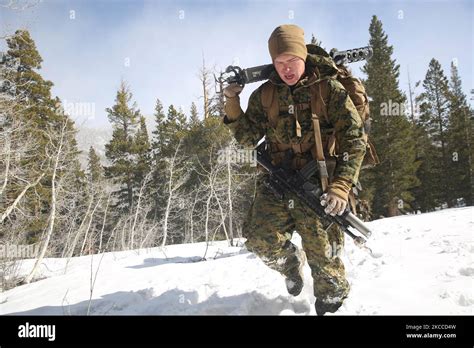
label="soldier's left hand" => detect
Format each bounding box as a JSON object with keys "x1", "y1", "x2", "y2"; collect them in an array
[
  {"x1": 320, "y1": 192, "x2": 347, "y2": 216},
  {"x1": 223, "y1": 83, "x2": 243, "y2": 98}
]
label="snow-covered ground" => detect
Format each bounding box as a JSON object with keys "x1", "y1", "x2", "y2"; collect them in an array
[{"x1": 1, "y1": 207, "x2": 472, "y2": 315}]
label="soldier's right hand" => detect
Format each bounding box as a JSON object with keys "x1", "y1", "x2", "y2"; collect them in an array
[
  {"x1": 224, "y1": 83, "x2": 243, "y2": 98},
  {"x1": 320, "y1": 192, "x2": 347, "y2": 216}
]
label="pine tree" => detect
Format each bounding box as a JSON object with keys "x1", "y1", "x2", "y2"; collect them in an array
[
  {"x1": 4, "y1": 30, "x2": 56, "y2": 122},
  {"x1": 446, "y1": 62, "x2": 473, "y2": 206},
  {"x1": 4, "y1": 31, "x2": 75, "y2": 139},
  {"x1": 151, "y1": 98, "x2": 166, "y2": 157},
  {"x1": 87, "y1": 146, "x2": 103, "y2": 184},
  {"x1": 2, "y1": 30, "x2": 82, "y2": 240},
  {"x1": 415, "y1": 59, "x2": 451, "y2": 207},
  {"x1": 189, "y1": 102, "x2": 200, "y2": 128},
  {"x1": 411, "y1": 124, "x2": 439, "y2": 211},
  {"x1": 133, "y1": 116, "x2": 151, "y2": 189},
  {"x1": 360, "y1": 16, "x2": 420, "y2": 217},
  {"x1": 150, "y1": 98, "x2": 167, "y2": 220},
  {"x1": 161, "y1": 104, "x2": 187, "y2": 157},
  {"x1": 104, "y1": 81, "x2": 141, "y2": 212}
]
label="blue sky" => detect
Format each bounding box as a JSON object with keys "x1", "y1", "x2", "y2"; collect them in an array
[{"x1": 1, "y1": 0, "x2": 472, "y2": 129}]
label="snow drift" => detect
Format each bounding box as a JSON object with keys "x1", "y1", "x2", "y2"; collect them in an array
[{"x1": 1, "y1": 207, "x2": 472, "y2": 315}]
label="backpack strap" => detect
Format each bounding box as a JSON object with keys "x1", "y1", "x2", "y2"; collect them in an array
[
  {"x1": 309, "y1": 79, "x2": 330, "y2": 124},
  {"x1": 261, "y1": 81, "x2": 279, "y2": 128},
  {"x1": 310, "y1": 80, "x2": 330, "y2": 192}
]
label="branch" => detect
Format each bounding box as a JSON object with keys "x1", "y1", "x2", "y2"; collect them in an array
[{"x1": 0, "y1": 172, "x2": 44, "y2": 223}]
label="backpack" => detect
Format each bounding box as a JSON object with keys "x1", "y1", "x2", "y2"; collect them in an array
[{"x1": 331, "y1": 64, "x2": 379, "y2": 169}]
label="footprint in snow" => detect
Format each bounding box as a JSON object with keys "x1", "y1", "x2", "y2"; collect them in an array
[
  {"x1": 439, "y1": 290, "x2": 450, "y2": 299},
  {"x1": 459, "y1": 267, "x2": 474, "y2": 277},
  {"x1": 458, "y1": 294, "x2": 474, "y2": 307}
]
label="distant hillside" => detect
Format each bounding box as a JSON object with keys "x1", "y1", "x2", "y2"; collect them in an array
[{"x1": 75, "y1": 126, "x2": 113, "y2": 169}]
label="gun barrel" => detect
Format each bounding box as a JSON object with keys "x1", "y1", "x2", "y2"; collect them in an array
[
  {"x1": 344, "y1": 211, "x2": 372, "y2": 238},
  {"x1": 330, "y1": 46, "x2": 373, "y2": 65}
]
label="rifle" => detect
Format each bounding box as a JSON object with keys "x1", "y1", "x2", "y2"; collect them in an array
[
  {"x1": 217, "y1": 46, "x2": 373, "y2": 88},
  {"x1": 255, "y1": 140, "x2": 375, "y2": 255}
]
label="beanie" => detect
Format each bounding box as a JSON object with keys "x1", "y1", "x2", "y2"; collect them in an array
[{"x1": 268, "y1": 24, "x2": 307, "y2": 62}]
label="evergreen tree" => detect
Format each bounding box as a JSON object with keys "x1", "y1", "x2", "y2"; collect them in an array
[
  {"x1": 150, "y1": 98, "x2": 167, "y2": 220},
  {"x1": 411, "y1": 124, "x2": 439, "y2": 211},
  {"x1": 4, "y1": 31, "x2": 77, "y2": 143},
  {"x1": 87, "y1": 146, "x2": 103, "y2": 184},
  {"x1": 133, "y1": 116, "x2": 151, "y2": 189},
  {"x1": 415, "y1": 59, "x2": 451, "y2": 207},
  {"x1": 189, "y1": 102, "x2": 200, "y2": 128},
  {"x1": 3, "y1": 30, "x2": 82, "y2": 240},
  {"x1": 446, "y1": 62, "x2": 473, "y2": 205},
  {"x1": 104, "y1": 81, "x2": 141, "y2": 212},
  {"x1": 161, "y1": 104, "x2": 187, "y2": 157},
  {"x1": 361, "y1": 16, "x2": 420, "y2": 217},
  {"x1": 151, "y1": 98, "x2": 166, "y2": 157},
  {"x1": 4, "y1": 30, "x2": 56, "y2": 125}
]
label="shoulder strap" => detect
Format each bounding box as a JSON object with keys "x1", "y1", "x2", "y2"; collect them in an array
[
  {"x1": 261, "y1": 82, "x2": 279, "y2": 128},
  {"x1": 309, "y1": 79, "x2": 330, "y2": 124},
  {"x1": 310, "y1": 81, "x2": 330, "y2": 192}
]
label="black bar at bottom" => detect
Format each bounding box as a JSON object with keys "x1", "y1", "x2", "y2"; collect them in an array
[{"x1": 0, "y1": 315, "x2": 472, "y2": 346}]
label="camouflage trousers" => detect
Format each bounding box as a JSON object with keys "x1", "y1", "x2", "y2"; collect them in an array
[{"x1": 243, "y1": 177, "x2": 350, "y2": 304}]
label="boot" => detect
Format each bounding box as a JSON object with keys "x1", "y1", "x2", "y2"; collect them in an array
[
  {"x1": 315, "y1": 298, "x2": 343, "y2": 316},
  {"x1": 285, "y1": 273, "x2": 304, "y2": 296},
  {"x1": 284, "y1": 244, "x2": 306, "y2": 297}
]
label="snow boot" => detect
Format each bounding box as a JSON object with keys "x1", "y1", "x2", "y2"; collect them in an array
[
  {"x1": 285, "y1": 273, "x2": 304, "y2": 296},
  {"x1": 284, "y1": 246, "x2": 306, "y2": 296},
  {"x1": 315, "y1": 298, "x2": 343, "y2": 316}
]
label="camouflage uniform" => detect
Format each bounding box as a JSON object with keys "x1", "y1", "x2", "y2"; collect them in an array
[{"x1": 224, "y1": 50, "x2": 366, "y2": 309}]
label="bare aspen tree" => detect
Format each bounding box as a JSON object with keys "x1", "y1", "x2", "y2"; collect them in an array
[
  {"x1": 198, "y1": 55, "x2": 213, "y2": 119},
  {"x1": 188, "y1": 187, "x2": 204, "y2": 244},
  {"x1": 1, "y1": 172, "x2": 44, "y2": 223},
  {"x1": 161, "y1": 140, "x2": 190, "y2": 247},
  {"x1": 25, "y1": 120, "x2": 72, "y2": 284},
  {"x1": 65, "y1": 194, "x2": 94, "y2": 260},
  {"x1": 225, "y1": 140, "x2": 235, "y2": 245},
  {"x1": 130, "y1": 170, "x2": 152, "y2": 250},
  {"x1": 79, "y1": 194, "x2": 103, "y2": 256},
  {"x1": 98, "y1": 191, "x2": 111, "y2": 253}
]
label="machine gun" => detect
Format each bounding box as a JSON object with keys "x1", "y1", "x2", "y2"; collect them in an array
[
  {"x1": 217, "y1": 46, "x2": 372, "y2": 88},
  {"x1": 255, "y1": 141, "x2": 375, "y2": 255}
]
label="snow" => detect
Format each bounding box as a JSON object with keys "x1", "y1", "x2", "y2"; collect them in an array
[{"x1": 1, "y1": 207, "x2": 472, "y2": 315}]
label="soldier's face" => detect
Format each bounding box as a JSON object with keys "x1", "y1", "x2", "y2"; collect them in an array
[{"x1": 273, "y1": 54, "x2": 306, "y2": 86}]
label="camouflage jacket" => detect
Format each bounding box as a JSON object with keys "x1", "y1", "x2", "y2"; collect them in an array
[{"x1": 223, "y1": 51, "x2": 367, "y2": 186}]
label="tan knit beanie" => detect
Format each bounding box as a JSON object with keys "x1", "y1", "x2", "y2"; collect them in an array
[{"x1": 268, "y1": 24, "x2": 307, "y2": 62}]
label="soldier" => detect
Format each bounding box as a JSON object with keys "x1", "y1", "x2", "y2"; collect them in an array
[{"x1": 223, "y1": 24, "x2": 367, "y2": 315}]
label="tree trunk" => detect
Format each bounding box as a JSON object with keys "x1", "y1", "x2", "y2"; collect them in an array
[
  {"x1": 1, "y1": 173, "x2": 44, "y2": 223},
  {"x1": 226, "y1": 155, "x2": 234, "y2": 246},
  {"x1": 25, "y1": 124, "x2": 65, "y2": 284}
]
